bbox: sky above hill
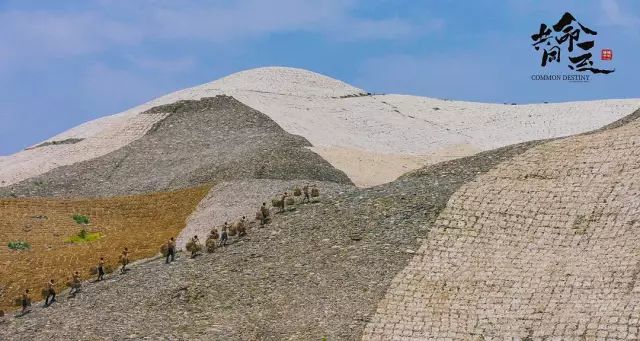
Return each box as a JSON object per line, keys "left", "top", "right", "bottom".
{"left": 1, "top": 0, "right": 639, "bottom": 155}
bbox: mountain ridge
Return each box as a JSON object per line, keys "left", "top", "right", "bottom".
{"left": 1, "top": 66, "right": 639, "bottom": 188}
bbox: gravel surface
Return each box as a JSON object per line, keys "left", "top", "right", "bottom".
{"left": 0, "top": 96, "right": 351, "bottom": 198}
{"left": 176, "top": 179, "right": 355, "bottom": 249}
{"left": 0, "top": 137, "right": 542, "bottom": 341}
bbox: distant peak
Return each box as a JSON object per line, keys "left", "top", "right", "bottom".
{"left": 207, "top": 66, "right": 365, "bottom": 98}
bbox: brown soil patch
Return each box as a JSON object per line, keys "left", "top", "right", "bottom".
{"left": 0, "top": 186, "right": 209, "bottom": 311}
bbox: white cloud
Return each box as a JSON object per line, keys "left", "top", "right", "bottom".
{"left": 0, "top": 1, "right": 443, "bottom": 64}
{"left": 0, "top": 10, "right": 143, "bottom": 60}
{"left": 600, "top": 0, "right": 640, "bottom": 30}
{"left": 126, "top": 56, "right": 197, "bottom": 73}
{"left": 147, "top": 0, "right": 441, "bottom": 42}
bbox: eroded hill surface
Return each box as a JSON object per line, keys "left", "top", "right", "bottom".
{"left": 363, "top": 112, "right": 640, "bottom": 339}
{"left": 0, "top": 134, "right": 544, "bottom": 340}
{"left": 0, "top": 186, "right": 209, "bottom": 313}
{"left": 2, "top": 67, "right": 638, "bottom": 188}
{"left": 4, "top": 108, "right": 640, "bottom": 340}
{"left": 0, "top": 96, "right": 352, "bottom": 198}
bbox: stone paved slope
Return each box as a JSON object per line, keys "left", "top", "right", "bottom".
{"left": 0, "top": 112, "right": 167, "bottom": 187}
{"left": 0, "top": 67, "right": 361, "bottom": 188}
{"left": 176, "top": 179, "right": 349, "bottom": 249}
{"left": 227, "top": 89, "right": 639, "bottom": 186}
{"left": 0, "top": 96, "right": 352, "bottom": 198}
{"left": 0, "top": 134, "right": 544, "bottom": 340}
{"left": 2, "top": 67, "right": 638, "bottom": 188}
{"left": 363, "top": 113, "right": 640, "bottom": 339}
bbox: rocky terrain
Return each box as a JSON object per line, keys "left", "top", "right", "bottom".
{"left": 1, "top": 66, "right": 640, "bottom": 340}
{"left": 364, "top": 111, "right": 640, "bottom": 339}
{"left": 0, "top": 96, "right": 351, "bottom": 198}
{"left": 0, "top": 130, "right": 544, "bottom": 340}
{"left": 176, "top": 179, "right": 353, "bottom": 249}
{"left": 2, "top": 67, "right": 638, "bottom": 187}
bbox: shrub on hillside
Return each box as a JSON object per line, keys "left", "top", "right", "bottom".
{"left": 68, "top": 214, "right": 101, "bottom": 243}
{"left": 8, "top": 241, "right": 30, "bottom": 250}
{"left": 72, "top": 214, "right": 90, "bottom": 225}
{"left": 66, "top": 231, "right": 101, "bottom": 244}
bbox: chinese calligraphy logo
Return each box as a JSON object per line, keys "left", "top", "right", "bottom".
{"left": 531, "top": 12, "right": 614, "bottom": 74}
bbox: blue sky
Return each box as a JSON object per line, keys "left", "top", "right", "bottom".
{"left": 1, "top": 0, "right": 639, "bottom": 155}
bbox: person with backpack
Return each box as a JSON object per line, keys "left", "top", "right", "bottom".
{"left": 21, "top": 289, "right": 32, "bottom": 314}
{"left": 303, "top": 184, "right": 310, "bottom": 203}
{"left": 219, "top": 222, "right": 229, "bottom": 247}
{"left": 165, "top": 238, "right": 176, "bottom": 264}
{"left": 45, "top": 279, "right": 56, "bottom": 306}
{"left": 70, "top": 271, "right": 81, "bottom": 295}
{"left": 260, "top": 203, "right": 269, "bottom": 226}
{"left": 97, "top": 257, "right": 106, "bottom": 281}
{"left": 120, "top": 247, "right": 130, "bottom": 274}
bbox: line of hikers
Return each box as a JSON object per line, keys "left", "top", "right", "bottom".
{"left": 15, "top": 246, "right": 131, "bottom": 315}
{"left": 169, "top": 184, "right": 319, "bottom": 261}
{"left": 7, "top": 184, "right": 320, "bottom": 317}
{"left": 178, "top": 213, "right": 257, "bottom": 261}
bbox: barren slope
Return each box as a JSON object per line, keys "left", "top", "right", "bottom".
{"left": 364, "top": 113, "right": 640, "bottom": 339}
{"left": 0, "top": 96, "right": 351, "bottom": 198}
{"left": 2, "top": 67, "right": 638, "bottom": 188}
{"left": 3, "top": 108, "right": 640, "bottom": 340}
{"left": 0, "top": 133, "right": 546, "bottom": 341}
{"left": 0, "top": 186, "right": 209, "bottom": 313}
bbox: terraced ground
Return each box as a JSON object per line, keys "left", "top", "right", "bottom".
{"left": 0, "top": 186, "right": 209, "bottom": 312}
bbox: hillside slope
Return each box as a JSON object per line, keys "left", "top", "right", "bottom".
{"left": 1, "top": 67, "right": 638, "bottom": 188}
{"left": 364, "top": 112, "right": 640, "bottom": 339}
{"left": 0, "top": 96, "right": 351, "bottom": 198}
{"left": 3, "top": 107, "right": 640, "bottom": 340}
{"left": 0, "top": 129, "right": 548, "bottom": 341}
{"left": 0, "top": 186, "right": 210, "bottom": 313}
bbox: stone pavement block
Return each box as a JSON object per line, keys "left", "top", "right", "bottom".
{"left": 363, "top": 120, "right": 640, "bottom": 340}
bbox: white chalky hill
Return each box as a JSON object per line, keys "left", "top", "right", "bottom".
{"left": 1, "top": 67, "right": 639, "bottom": 187}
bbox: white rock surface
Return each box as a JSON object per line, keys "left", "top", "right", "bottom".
{"left": 1, "top": 67, "right": 639, "bottom": 187}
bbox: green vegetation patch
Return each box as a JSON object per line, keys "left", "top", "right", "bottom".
{"left": 66, "top": 231, "right": 102, "bottom": 244}
{"left": 72, "top": 214, "right": 90, "bottom": 225}
{"left": 7, "top": 241, "right": 30, "bottom": 250}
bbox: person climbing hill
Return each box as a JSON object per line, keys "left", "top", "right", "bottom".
{"left": 219, "top": 222, "right": 229, "bottom": 247}
{"left": 303, "top": 184, "right": 310, "bottom": 203}
{"left": 21, "top": 289, "right": 31, "bottom": 314}
{"left": 97, "top": 257, "right": 106, "bottom": 281}
{"left": 69, "top": 271, "right": 81, "bottom": 295}
{"left": 44, "top": 279, "right": 56, "bottom": 307}
{"left": 120, "top": 248, "right": 130, "bottom": 274}
{"left": 260, "top": 202, "right": 270, "bottom": 226}
{"left": 280, "top": 192, "right": 289, "bottom": 212}
{"left": 165, "top": 238, "right": 176, "bottom": 264}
